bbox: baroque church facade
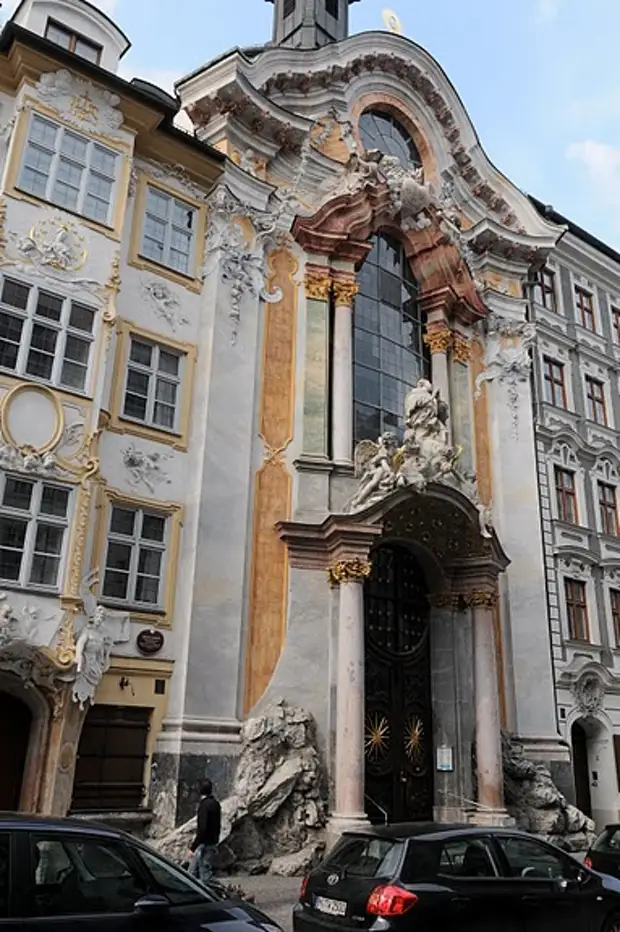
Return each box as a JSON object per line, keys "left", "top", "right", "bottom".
{"left": 1, "top": 0, "right": 620, "bottom": 842}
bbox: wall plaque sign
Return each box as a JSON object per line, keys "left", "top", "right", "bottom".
{"left": 136, "top": 628, "right": 164, "bottom": 656}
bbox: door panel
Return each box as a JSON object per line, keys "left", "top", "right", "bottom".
{"left": 0, "top": 693, "right": 31, "bottom": 810}
{"left": 364, "top": 545, "right": 433, "bottom": 822}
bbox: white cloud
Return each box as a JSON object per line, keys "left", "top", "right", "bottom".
{"left": 566, "top": 140, "right": 620, "bottom": 214}
{"left": 536, "top": 0, "right": 564, "bottom": 22}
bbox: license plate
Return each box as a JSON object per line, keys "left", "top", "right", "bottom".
{"left": 314, "top": 896, "right": 347, "bottom": 917}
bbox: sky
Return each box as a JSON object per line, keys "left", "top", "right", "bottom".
{"left": 5, "top": 0, "right": 620, "bottom": 248}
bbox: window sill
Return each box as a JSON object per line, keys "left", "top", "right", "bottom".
{"left": 0, "top": 368, "right": 93, "bottom": 404}
{"left": 100, "top": 601, "right": 169, "bottom": 626}
{"left": 105, "top": 413, "right": 188, "bottom": 451}
{"left": 128, "top": 252, "right": 203, "bottom": 294}
{"left": 9, "top": 187, "right": 120, "bottom": 242}
{"left": 0, "top": 581, "right": 60, "bottom": 597}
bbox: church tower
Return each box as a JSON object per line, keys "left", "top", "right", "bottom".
{"left": 265, "top": 0, "right": 360, "bottom": 49}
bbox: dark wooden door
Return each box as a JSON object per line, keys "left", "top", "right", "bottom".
{"left": 0, "top": 692, "right": 32, "bottom": 810}
{"left": 364, "top": 544, "right": 433, "bottom": 823}
{"left": 572, "top": 722, "right": 592, "bottom": 817}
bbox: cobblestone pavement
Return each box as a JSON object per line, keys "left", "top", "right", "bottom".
{"left": 228, "top": 875, "right": 300, "bottom": 932}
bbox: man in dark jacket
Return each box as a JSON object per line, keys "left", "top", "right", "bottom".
{"left": 188, "top": 780, "right": 221, "bottom": 883}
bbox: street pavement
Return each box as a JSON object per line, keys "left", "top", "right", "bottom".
{"left": 228, "top": 875, "right": 300, "bottom": 932}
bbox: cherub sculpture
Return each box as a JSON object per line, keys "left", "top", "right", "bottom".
{"left": 349, "top": 432, "right": 400, "bottom": 512}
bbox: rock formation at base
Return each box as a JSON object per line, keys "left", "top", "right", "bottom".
{"left": 502, "top": 734, "right": 596, "bottom": 852}
{"left": 157, "top": 699, "right": 327, "bottom": 875}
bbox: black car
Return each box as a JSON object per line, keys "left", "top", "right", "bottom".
{"left": 0, "top": 813, "right": 282, "bottom": 931}
{"left": 294, "top": 823, "right": 620, "bottom": 932}
{"left": 586, "top": 825, "right": 620, "bottom": 880}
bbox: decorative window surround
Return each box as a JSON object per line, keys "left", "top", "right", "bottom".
{"left": 17, "top": 112, "right": 119, "bottom": 226}
{"left": 558, "top": 557, "right": 600, "bottom": 646}
{"left": 44, "top": 19, "right": 102, "bottom": 65}
{"left": 592, "top": 458, "right": 620, "bottom": 537}
{"left": 92, "top": 486, "right": 183, "bottom": 627}
{"left": 532, "top": 266, "right": 559, "bottom": 314}
{"left": 0, "top": 474, "right": 72, "bottom": 591}
{"left": 108, "top": 320, "right": 196, "bottom": 451}
{"left": 547, "top": 441, "right": 585, "bottom": 526}
{"left": 606, "top": 583, "right": 620, "bottom": 649}
{"left": 584, "top": 374, "right": 610, "bottom": 427}
{"left": 570, "top": 271, "right": 601, "bottom": 333}
{"left": 554, "top": 466, "right": 579, "bottom": 525}
{"left": 541, "top": 354, "right": 569, "bottom": 409}
{"left": 0, "top": 273, "right": 97, "bottom": 395}
{"left": 575, "top": 284, "right": 596, "bottom": 333}
{"left": 128, "top": 171, "right": 207, "bottom": 293}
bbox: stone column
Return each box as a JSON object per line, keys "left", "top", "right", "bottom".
{"left": 331, "top": 275, "right": 359, "bottom": 465}
{"left": 461, "top": 586, "right": 511, "bottom": 824}
{"left": 327, "top": 556, "right": 371, "bottom": 842}
{"left": 302, "top": 264, "right": 332, "bottom": 459}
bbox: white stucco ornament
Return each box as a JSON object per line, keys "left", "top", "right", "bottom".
{"left": 0, "top": 592, "right": 59, "bottom": 652}
{"left": 72, "top": 572, "right": 129, "bottom": 709}
{"left": 572, "top": 672, "right": 605, "bottom": 716}
{"left": 349, "top": 379, "right": 492, "bottom": 537}
{"left": 475, "top": 314, "right": 536, "bottom": 438}
{"left": 35, "top": 70, "right": 124, "bottom": 136}
{"left": 142, "top": 280, "right": 189, "bottom": 332}
{"left": 122, "top": 443, "right": 172, "bottom": 493}
{"left": 16, "top": 217, "right": 88, "bottom": 273}
{"left": 0, "top": 443, "right": 62, "bottom": 477}
{"left": 204, "top": 185, "right": 294, "bottom": 344}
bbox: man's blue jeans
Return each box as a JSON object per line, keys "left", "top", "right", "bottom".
{"left": 190, "top": 844, "right": 216, "bottom": 884}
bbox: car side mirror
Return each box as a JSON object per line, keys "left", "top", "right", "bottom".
{"left": 134, "top": 894, "right": 171, "bottom": 914}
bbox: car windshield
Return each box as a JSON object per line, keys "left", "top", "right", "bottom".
{"left": 593, "top": 828, "right": 620, "bottom": 852}
{"left": 322, "top": 836, "right": 404, "bottom": 878}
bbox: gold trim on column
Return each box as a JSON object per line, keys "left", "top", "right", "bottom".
{"left": 327, "top": 558, "right": 372, "bottom": 585}
{"left": 332, "top": 278, "right": 359, "bottom": 307}
{"left": 460, "top": 589, "right": 499, "bottom": 608}
{"left": 453, "top": 333, "right": 471, "bottom": 364}
{"left": 245, "top": 248, "right": 298, "bottom": 714}
{"left": 423, "top": 323, "right": 453, "bottom": 355}
{"left": 305, "top": 265, "right": 331, "bottom": 300}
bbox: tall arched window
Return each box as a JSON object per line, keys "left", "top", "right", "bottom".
{"left": 353, "top": 234, "right": 430, "bottom": 443}
{"left": 358, "top": 110, "right": 422, "bottom": 170}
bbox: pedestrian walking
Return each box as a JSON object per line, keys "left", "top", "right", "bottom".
{"left": 188, "top": 779, "right": 221, "bottom": 884}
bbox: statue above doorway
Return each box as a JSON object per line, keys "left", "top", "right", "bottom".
{"left": 349, "top": 378, "right": 492, "bottom": 537}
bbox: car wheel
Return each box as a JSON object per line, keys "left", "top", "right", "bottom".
{"left": 603, "top": 914, "right": 620, "bottom": 932}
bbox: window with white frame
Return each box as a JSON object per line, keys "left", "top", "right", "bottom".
{"left": 140, "top": 186, "right": 197, "bottom": 276}
{"left": 122, "top": 336, "right": 183, "bottom": 432}
{"left": 0, "top": 475, "right": 71, "bottom": 589}
{"left": 102, "top": 504, "right": 168, "bottom": 608}
{"left": 18, "top": 114, "right": 118, "bottom": 225}
{"left": 0, "top": 276, "right": 96, "bottom": 392}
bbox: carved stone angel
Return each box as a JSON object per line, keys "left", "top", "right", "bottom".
{"left": 349, "top": 432, "right": 399, "bottom": 513}
{"left": 379, "top": 155, "right": 434, "bottom": 231}
{"left": 72, "top": 571, "right": 129, "bottom": 708}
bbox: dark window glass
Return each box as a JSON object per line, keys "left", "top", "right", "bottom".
{"left": 137, "top": 848, "right": 210, "bottom": 905}
{"left": 283, "top": 0, "right": 296, "bottom": 15}
{"left": 326, "top": 0, "right": 339, "bottom": 18}
{"left": 359, "top": 110, "right": 422, "bottom": 169}
{"left": 0, "top": 834, "right": 8, "bottom": 918}
{"left": 438, "top": 838, "right": 498, "bottom": 878}
{"left": 554, "top": 467, "right": 577, "bottom": 523}
{"left": 593, "top": 827, "right": 620, "bottom": 852}
{"left": 496, "top": 836, "right": 579, "bottom": 880}
{"left": 353, "top": 234, "right": 429, "bottom": 443}
{"left": 565, "top": 578, "right": 589, "bottom": 642}
{"left": 322, "top": 836, "right": 404, "bottom": 878}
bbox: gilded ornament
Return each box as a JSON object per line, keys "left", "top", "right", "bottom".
{"left": 327, "top": 558, "right": 372, "bottom": 585}
{"left": 460, "top": 589, "right": 498, "bottom": 609}
{"left": 365, "top": 712, "right": 390, "bottom": 761}
{"left": 55, "top": 607, "right": 77, "bottom": 667}
{"left": 332, "top": 279, "right": 359, "bottom": 307}
{"left": 70, "top": 93, "right": 98, "bottom": 123}
{"left": 452, "top": 333, "right": 471, "bottom": 363}
{"left": 305, "top": 269, "right": 331, "bottom": 301}
{"left": 423, "top": 326, "right": 453, "bottom": 355}
{"left": 404, "top": 716, "right": 424, "bottom": 763}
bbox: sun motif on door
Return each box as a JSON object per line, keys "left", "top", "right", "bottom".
{"left": 404, "top": 715, "right": 424, "bottom": 764}
{"left": 365, "top": 712, "right": 390, "bottom": 761}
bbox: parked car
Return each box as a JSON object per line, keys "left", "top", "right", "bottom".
{"left": 586, "top": 825, "right": 620, "bottom": 880}
{"left": 0, "top": 813, "right": 283, "bottom": 931}
{"left": 294, "top": 822, "right": 620, "bottom": 932}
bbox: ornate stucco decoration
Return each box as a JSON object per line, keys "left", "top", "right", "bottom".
{"left": 0, "top": 443, "right": 65, "bottom": 477}
{"left": 349, "top": 378, "right": 492, "bottom": 537}
{"left": 572, "top": 671, "right": 605, "bottom": 716}
{"left": 122, "top": 443, "right": 172, "bottom": 493}
{"left": 70, "top": 572, "right": 130, "bottom": 709}
{"left": 475, "top": 314, "right": 536, "bottom": 438}
{"left": 132, "top": 158, "right": 206, "bottom": 201}
{"left": 142, "top": 280, "right": 189, "bottom": 332}
{"left": 203, "top": 184, "right": 297, "bottom": 343}
{"left": 327, "top": 558, "right": 372, "bottom": 585}
{"left": 15, "top": 217, "right": 87, "bottom": 273}
{"left": 35, "top": 70, "right": 124, "bottom": 138}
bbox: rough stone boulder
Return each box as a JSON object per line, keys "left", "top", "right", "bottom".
{"left": 502, "top": 734, "right": 596, "bottom": 853}
{"left": 157, "top": 699, "right": 327, "bottom": 875}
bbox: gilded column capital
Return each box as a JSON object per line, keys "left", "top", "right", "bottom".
{"left": 453, "top": 332, "right": 471, "bottom": 364}
{"left": 423, "top": 324, "right": 453, "bottom": 355}
{"left": 305, "top": 267, "right": 332, "bottom": 301}
{"left": 327, "top": 558, "right": 372, "bottom": 585}
{"left": 428, "top": 592, "right": 459, "bottom": 610}
{"left": 459, "top": 589, "right": 498, "bottom": 609}
{"left": 332, "top": 278, "right": 359, "bottom": 308}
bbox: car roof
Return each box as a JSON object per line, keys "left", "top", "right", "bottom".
{"left": 342, "top": 823, "right": 528, "bottom": 842}
{"left": 0, "top": 813, "right": 127, "bottom": 838}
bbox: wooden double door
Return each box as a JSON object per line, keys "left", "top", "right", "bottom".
{"left": 0, "top": 692, "right": 32, "bottom": 810}
{"left": 364, "top": 544, "right": 434, "bottom": 823}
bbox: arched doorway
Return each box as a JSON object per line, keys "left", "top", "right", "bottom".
{"left": 0, "top": 692, "right": 32, "bottom": 810}
{"left": 571, "top": 722, "right": 592, "bottom": 818}
{"left": 364, "top": 543, "right": 433, "bottom": 823}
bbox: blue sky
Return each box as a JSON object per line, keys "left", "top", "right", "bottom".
{"left": 7, "top": 0, "right": 620, "bottom": 248}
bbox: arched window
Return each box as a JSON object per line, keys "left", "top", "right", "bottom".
{"left": 353, "top": 234, "right": 430, "bottom": 444}
{"left": 358, "top": 110, "right": 422, "bottom": 170}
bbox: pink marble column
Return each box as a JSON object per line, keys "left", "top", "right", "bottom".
{"left": 331, "top": 277, "right": 359, "bottom": 466}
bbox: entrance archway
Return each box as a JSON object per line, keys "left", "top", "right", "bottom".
{"left": 364, "top": 543, "right": 433, "bottom": 823}
{"left": 571, "top": 722, "right": 592, "bottom": 817}
{"left": 0, "top": 692, "right": 32, "bottom": 810}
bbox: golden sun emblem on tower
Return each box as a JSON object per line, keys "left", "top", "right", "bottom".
{"left": 364, "top": 713, "right": 390, "bottom": 761}
{"left": 404, "top": 716, "right": 424, "bottom": 762}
